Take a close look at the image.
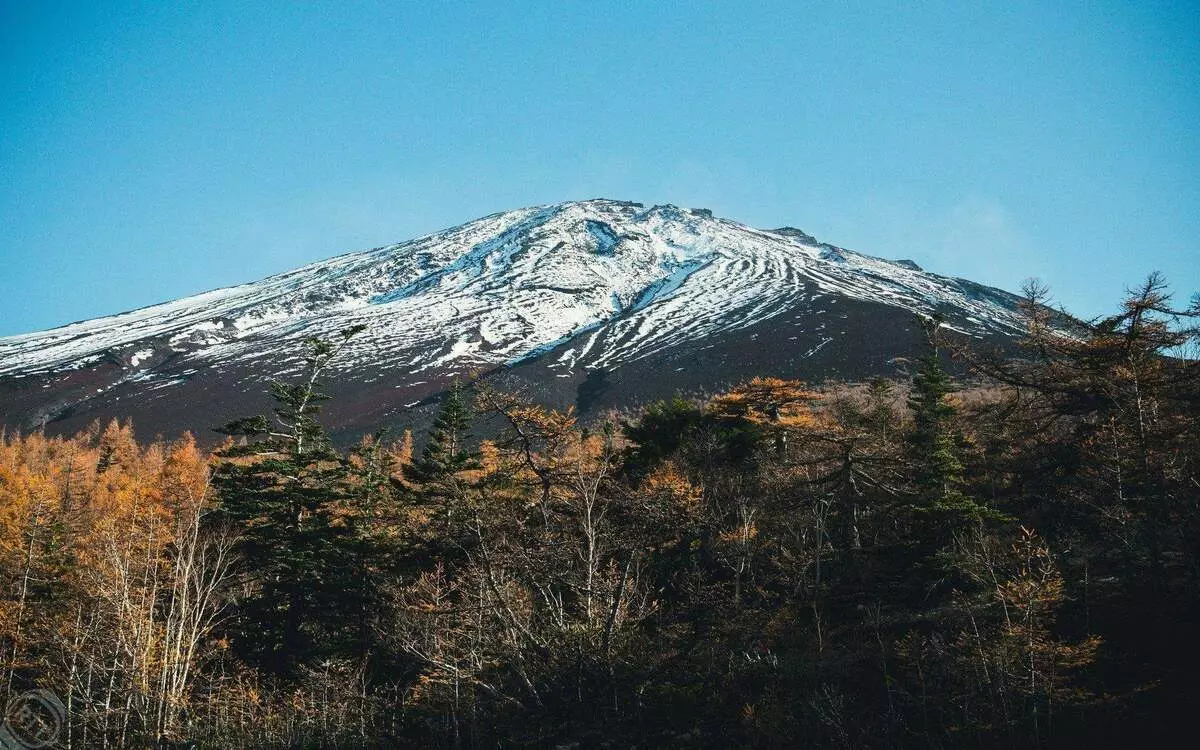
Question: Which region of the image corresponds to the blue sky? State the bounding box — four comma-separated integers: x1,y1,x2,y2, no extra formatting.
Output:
1,0,1197,336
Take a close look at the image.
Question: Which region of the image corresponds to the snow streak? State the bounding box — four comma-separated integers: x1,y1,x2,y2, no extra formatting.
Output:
0,199,1028,382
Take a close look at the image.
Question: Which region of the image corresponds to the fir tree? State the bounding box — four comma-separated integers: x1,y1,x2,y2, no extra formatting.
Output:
865,376,897,444
405,378,480,532
211,325,374,676
906,315,996,534
407,378,478,482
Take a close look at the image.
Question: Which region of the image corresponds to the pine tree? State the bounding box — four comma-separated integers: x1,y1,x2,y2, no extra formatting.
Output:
865,376,897,444
405,379,481,535
406,378,478,482
906,315,996,534
211,325,373,676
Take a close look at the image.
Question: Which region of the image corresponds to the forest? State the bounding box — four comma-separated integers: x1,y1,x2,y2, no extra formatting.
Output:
1,275,1197,749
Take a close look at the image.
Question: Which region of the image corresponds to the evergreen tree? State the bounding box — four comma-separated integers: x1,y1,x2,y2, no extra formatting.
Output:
906,315,995,534
865,376,897,444
406,379,478,482
405,379,480,531
620,397,708,480
211,325,374,676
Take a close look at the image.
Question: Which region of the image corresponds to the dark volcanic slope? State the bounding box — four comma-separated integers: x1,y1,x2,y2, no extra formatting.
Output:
0,199,1030,442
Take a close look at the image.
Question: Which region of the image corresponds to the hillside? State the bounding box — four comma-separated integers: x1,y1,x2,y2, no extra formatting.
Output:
0,199,1032,439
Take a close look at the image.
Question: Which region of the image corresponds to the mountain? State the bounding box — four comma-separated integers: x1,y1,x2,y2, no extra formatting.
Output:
0,199,1032,441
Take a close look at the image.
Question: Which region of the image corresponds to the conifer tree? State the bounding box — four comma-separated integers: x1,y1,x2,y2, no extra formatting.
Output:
406,378,478,482
211,325,373,676
405,379,481,534
865,376,897,444
906,315,995,534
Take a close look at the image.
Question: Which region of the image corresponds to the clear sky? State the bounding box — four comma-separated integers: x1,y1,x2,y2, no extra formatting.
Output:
2,1,1197,336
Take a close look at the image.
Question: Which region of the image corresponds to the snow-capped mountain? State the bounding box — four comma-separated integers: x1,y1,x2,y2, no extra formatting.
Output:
0,199,1031,440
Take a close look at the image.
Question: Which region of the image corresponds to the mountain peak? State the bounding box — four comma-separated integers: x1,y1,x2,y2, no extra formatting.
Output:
768,226,822,245
0,199,1031,439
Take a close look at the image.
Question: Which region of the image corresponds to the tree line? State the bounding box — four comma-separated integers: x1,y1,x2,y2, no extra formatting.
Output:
0,275,1196,748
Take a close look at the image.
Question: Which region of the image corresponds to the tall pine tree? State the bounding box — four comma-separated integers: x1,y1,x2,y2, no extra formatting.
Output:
406,378,478,481
211,325,376,676
405,379,480,534
906,315,996,536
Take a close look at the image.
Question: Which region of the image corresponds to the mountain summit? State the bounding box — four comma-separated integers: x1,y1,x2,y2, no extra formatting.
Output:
0,199,1030,439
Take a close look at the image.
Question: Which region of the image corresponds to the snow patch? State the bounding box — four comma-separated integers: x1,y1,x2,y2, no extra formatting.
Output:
0,199,1030,388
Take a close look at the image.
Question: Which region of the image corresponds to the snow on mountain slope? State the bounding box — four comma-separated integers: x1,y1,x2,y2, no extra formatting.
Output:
0,199,1029,396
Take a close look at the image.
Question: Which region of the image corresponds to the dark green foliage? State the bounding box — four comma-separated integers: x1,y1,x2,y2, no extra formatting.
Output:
905,315,1000,533
622,395,764,480
621,396,706,477
211,326,380,676
405,378,478,482
212,414,271,438
213,454,370,674
403,379,481,540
